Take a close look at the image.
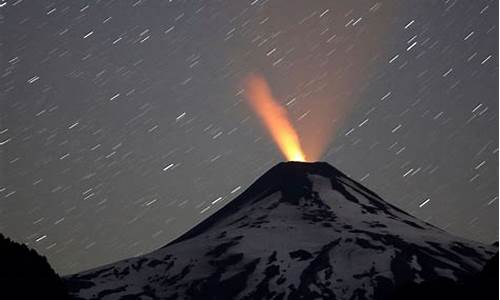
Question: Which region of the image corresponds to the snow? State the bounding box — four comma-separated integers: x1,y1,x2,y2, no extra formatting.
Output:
64,162,496,300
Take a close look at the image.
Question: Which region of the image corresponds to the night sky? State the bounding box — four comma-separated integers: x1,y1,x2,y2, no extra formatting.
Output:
1,0,498,275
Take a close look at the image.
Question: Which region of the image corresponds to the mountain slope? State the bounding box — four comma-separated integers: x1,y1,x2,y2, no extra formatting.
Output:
65,162,497,300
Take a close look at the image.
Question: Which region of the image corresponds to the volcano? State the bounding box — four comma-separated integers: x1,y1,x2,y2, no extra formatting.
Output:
64,162,497,300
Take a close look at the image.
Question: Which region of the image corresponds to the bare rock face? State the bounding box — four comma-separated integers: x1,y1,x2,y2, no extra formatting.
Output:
65,162,497,300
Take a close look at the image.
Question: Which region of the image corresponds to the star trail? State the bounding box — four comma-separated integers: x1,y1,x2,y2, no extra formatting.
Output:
0,0,497,275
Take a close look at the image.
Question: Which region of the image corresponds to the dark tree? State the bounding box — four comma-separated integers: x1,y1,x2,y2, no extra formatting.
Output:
0,233,68,299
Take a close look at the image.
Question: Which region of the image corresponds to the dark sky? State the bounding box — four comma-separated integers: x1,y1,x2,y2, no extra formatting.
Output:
0,0,497,275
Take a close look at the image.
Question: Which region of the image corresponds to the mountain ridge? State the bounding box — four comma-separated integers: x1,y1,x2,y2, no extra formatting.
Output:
65,162,497,300
167,161,437,247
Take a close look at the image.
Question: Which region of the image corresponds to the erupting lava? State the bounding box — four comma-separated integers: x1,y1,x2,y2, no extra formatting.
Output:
244,74,307,162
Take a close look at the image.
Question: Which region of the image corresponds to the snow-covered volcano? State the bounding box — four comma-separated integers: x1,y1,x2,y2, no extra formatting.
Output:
65,162,496,300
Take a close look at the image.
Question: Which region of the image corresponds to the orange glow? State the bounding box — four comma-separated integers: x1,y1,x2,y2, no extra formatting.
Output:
244,74,307,162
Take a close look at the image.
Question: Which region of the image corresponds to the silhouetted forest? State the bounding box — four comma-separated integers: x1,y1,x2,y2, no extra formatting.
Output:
0,233,68,299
